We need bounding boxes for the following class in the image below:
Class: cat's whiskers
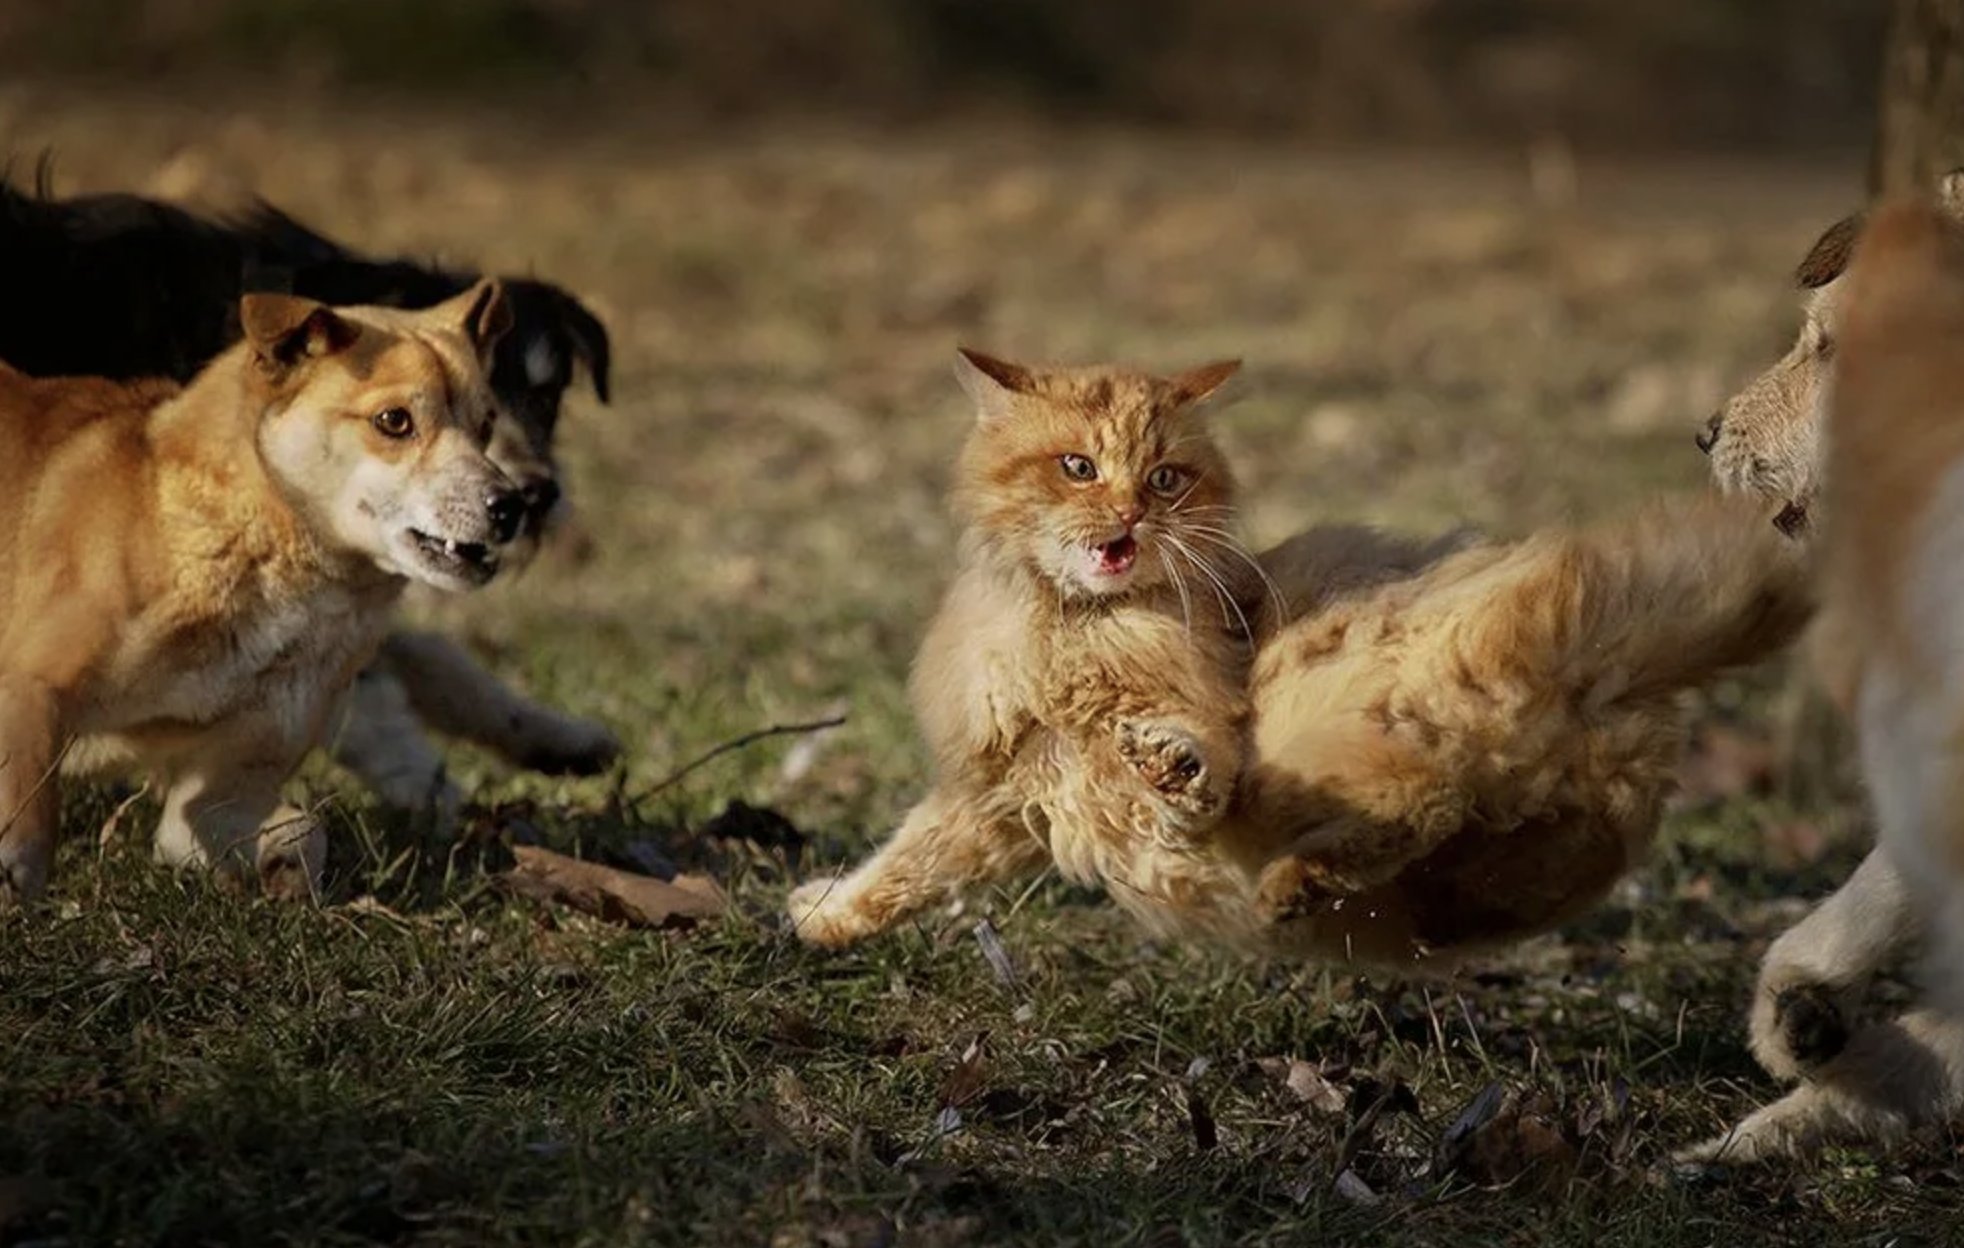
[1155,541,1195,639]
[1178,523,1289,632]
[1163,532,1253,642]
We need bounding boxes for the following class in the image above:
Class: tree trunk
[1873,0,1964,194]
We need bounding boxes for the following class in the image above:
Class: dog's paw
[1750,973,1854,1082]
[1114,720,1222,818]
[516,716,622,778]
[257,808,326,904]
[786,876,868,949]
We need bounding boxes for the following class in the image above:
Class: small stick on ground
[629,716,847,809]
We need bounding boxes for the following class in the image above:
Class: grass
[3,90,1961,1245]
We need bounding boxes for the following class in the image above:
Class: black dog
[0,167,622,818]
[0,170,609,538]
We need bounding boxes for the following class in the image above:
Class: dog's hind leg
[0,675,63,905]
[378,630,620,777]
[1749,848,1918,1080]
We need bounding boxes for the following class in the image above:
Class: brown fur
[0,284,517,903]
[790,351,1812,964]
[1688,201,1964,1163]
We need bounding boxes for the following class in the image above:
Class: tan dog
[0,282,520,903]
[1700,170,1964,536]
[1688,200,1964,1162]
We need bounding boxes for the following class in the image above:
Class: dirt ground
[2,87,1953,1246]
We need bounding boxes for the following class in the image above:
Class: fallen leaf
[1438,1086,1578,1189]
[502,845,726,929]
[1264,1061,1359,1116]
[1333,1168,1380,1206]
[938,1034,989,1111]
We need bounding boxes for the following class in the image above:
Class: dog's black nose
[521,477,561,519]
[487,489,526,544]
[1695,413,1723,455]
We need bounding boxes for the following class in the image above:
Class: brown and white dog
[0,175,620,825]
[0,282,519,904]
[1688,200,1964,1161]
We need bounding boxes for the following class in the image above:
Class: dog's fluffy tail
[1480,493,1814,703]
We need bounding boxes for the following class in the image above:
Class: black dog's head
[486,278,611,534]
[239,204,613,553]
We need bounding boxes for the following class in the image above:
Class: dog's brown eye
[1060,453,1098,482]
[1147,464,1188,495]
[372,407,415,439]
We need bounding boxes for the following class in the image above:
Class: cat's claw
[1114,719,1223,821]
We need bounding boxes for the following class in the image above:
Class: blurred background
[0,0,1886,150]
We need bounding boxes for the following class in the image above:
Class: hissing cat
[790,350,1815,965]
[786,350,1254,948]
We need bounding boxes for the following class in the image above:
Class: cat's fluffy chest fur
[912,559,1245,784]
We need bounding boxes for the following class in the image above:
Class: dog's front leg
[0,675,64,905]
[327,666,462,828]
[787,787,1046,949]
[1749,848,1918,1080]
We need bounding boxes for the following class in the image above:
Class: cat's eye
[1059,453,1098,482]
[1147,464,1190,495]
[372,407,415,439]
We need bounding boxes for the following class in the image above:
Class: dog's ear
[954,347,1035,424]
[546,287,611,404]
[454,279,514,363]
[1167,359,1242,407]
[240,293,356,368]
[1796,213,1864,290]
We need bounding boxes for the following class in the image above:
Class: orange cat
[787,351,1253,948]
[789,351,1814,965]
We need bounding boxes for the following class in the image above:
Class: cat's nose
[1115,502,1146,528]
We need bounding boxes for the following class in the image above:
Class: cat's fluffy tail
[1493,493,1814,701]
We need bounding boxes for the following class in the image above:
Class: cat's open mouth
[1095,534,1138,576]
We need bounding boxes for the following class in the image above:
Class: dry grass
[2,88,1956,1246]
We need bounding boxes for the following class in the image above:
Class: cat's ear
[955,347,1035,423]
[1167,359,1242,407]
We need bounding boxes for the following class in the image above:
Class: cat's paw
[786,876,870,949]
[1115,720,1224,820]
[1254,855,1341,924]
[1750,973,1853,1081]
